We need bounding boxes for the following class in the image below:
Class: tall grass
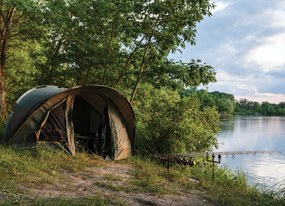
[0,145,96,191]
[190,164,285,206]
[128,156,285,206]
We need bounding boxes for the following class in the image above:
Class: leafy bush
[133,84,220,155]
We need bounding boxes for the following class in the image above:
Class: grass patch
[104,174,122,182]
[0,145,98,192]
[190,165,285,206]
[94,181,125,192]
[126,156,196,194]
[130,157,175,193]
[0,195,126,206]
[127,156,285,206]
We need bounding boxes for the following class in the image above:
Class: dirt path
[24,162,216,206]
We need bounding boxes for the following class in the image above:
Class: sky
[169,0,285,103]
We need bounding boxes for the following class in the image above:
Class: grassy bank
[128,157,285,206]
[0,145,284,205]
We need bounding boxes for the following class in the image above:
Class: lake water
[215,115,285,190]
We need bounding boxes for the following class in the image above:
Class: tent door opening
[72,96,113,158]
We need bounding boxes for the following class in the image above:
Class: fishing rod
[152,150,282,180]
[153,150,281,159]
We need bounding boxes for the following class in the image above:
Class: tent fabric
[39,99,67,142]
[2,85,135,160]
[108,104,131,160]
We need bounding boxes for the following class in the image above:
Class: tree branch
[114,35,146,87]
[130,14,161,102]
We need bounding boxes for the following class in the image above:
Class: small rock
[78,187,87,192]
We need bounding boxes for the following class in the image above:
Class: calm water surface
[215,115,285,189]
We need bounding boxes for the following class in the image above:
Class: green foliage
[0,0,46,117]
[4,3,284,206]
[181,92,285,116]
[182,89,236,116]
[5,39,44,111]
[133,85,220,154]
[144,59,216,90]
[236,99,285,116]
[0,0,217,114]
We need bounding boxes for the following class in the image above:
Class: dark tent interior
[38,94,115,158]
[72,95,113,158]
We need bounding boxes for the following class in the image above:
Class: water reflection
[215,115,285,189]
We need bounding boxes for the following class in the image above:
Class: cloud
[245,33,285,72]
[236,93,285,104]
[202,70,285,103]
[170,0,285,103]
[262,1,285,28]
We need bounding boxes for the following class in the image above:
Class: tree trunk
[0,68,7,119]
[0,6,16,118]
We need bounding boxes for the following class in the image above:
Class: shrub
[133,84,220,155]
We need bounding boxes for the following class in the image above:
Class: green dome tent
[2,85,135,160]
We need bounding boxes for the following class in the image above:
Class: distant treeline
[182,90,235,116]
[185,90,285,116]
[235,99,285,116]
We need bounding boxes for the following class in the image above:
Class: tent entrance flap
[38,100,67,142]
[36,99,75,155]
[72,96,113,157]
[108,104,131,160]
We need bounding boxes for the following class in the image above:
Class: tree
[0,1,16,117]
[0,0,43,118]
[122,0,215,102]
[5,39,43,111]
[182,90,235,115]
[36,0,215,102]
[235,99,285,116]
[37,0,136,87]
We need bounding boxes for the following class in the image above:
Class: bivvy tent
[2,85,135,160]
